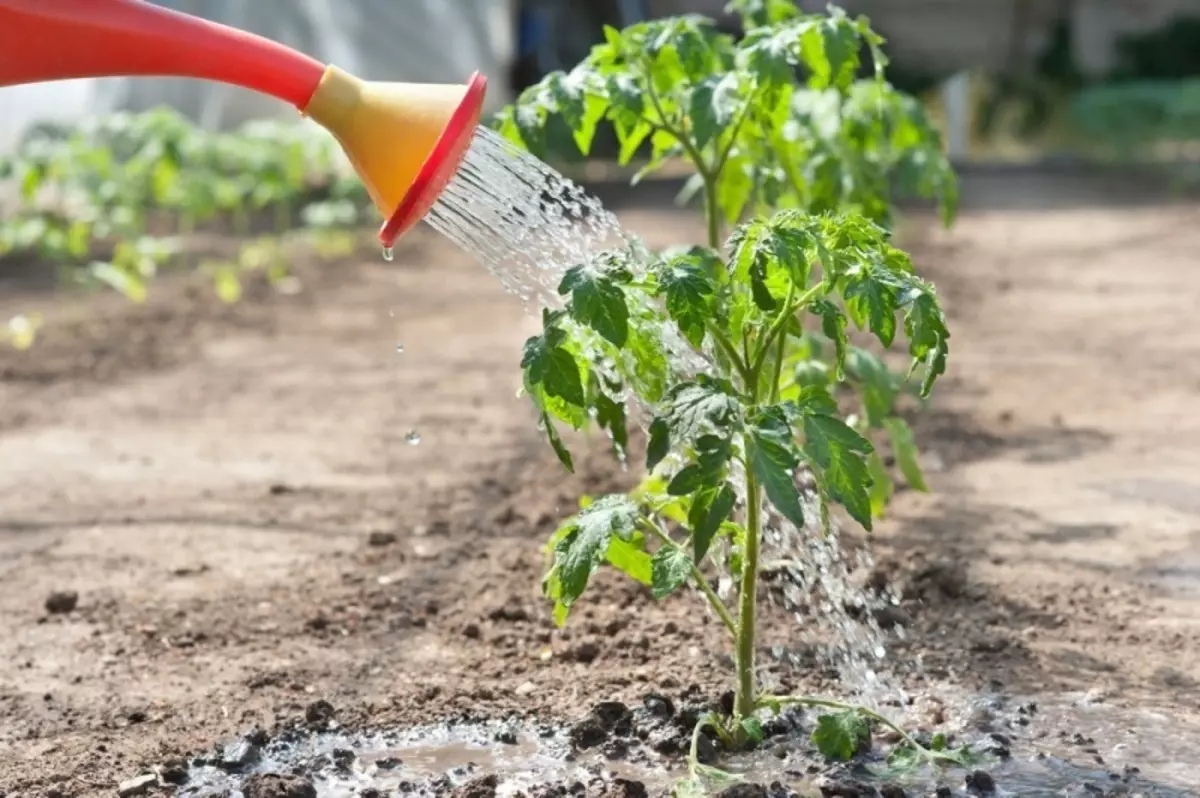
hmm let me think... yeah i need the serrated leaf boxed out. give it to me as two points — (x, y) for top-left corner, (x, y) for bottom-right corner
(799, 15), (860, 91)
(846, 347), (899, 427)
(551, 495), (641, 606)
(690, 73), (742, 149)
(542, 413), (574, 473)
(747, 406), (804, 528)
(522, 331), (585, 408)
(883, 417), (927, 491)
(689, 483), (736, 563)
(802, 415), (874, 530)
(662, 379), (740, 443)
(812, 710), (869, 761)
(559, 265), (630, 348)
(668, 435), (732, 496)
(606, 537), (652, 585)
(811, 299), (847, 380)
(843, 264), (899, 346)
(658, 254), (716, 348)
(647, 417), (671, 471)
(865, 449), (893, 517)
(904, 291), (949, 397)
(594, 391), (629, 454)
(791, 384), (839, 416)
(651, 547), (692, 599)
(740, 716), (765, 743)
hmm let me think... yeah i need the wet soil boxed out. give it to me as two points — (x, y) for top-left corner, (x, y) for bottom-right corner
(2, 170), (1200, 796)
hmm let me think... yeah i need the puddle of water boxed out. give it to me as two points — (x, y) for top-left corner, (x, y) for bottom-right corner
(175, 691), (1200, 798)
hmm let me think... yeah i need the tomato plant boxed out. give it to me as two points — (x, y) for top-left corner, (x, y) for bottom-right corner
(497, 0), (971, 785)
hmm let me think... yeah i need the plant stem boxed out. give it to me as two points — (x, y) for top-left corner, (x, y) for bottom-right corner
(703, 173), (721, 250)
(707, 322), (752, 386)
(733, 466), (761, 723)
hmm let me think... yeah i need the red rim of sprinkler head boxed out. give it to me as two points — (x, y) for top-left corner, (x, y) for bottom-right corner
(378, 71), (488, 249)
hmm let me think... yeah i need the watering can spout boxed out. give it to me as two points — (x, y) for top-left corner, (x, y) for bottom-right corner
(0, 0), (487, 247)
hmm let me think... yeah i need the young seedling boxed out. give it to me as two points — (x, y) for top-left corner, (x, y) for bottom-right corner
(499, 0), (977, 786)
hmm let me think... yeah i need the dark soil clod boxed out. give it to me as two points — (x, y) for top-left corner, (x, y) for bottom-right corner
(242, 773), (317, 798)
(452, 774), (499, 798)
(602, 779), (648, 798)
(966, 769), (997, 794)
(568, 717), (609, 750)
(880, 786), (907, 798)
(367, 531), (397, 547)
(44, 590), (78, 614)
(642, 693), (675, 720)
(218, 738), (262, 773)
(304, 699), (336, 727)
(717, 784), (768, 798)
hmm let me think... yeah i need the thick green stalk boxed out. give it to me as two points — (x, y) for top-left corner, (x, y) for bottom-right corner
(734, 465), (761, 722)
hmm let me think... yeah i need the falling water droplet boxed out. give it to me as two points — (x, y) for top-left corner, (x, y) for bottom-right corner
(395, 344), (405, 354)
(382, 246), (394, 262)
(405, 430), (421, 446)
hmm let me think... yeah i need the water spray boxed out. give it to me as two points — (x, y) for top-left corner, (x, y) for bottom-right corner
(0, 0), (488, 249)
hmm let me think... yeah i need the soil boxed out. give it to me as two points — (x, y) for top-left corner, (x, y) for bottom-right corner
(2, 168), (1200, 797)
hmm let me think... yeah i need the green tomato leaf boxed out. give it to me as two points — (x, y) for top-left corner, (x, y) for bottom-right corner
(606, 536), (652, 586)
(667, 435), (732, 496)
(550, 495), (641, 606)
(542, 413), (575, 473)
(647, 417), (671, 472)
(846, 347), (900, 428)
(559, 265), (630, 348)
(521, 327), (585, 409)
(866, 448), (893, 518)
(689, 483), (736, 563)
(594, 390), (629, 455)
(812, 710), (869, 761)
(689, 73), (742, 149)
(904, 291), (950, 397)
(802, 414), (874, 530)
(843, 263), (900, 347)
(661, 378), (740, 443)
(810, 299), (847, 380)
(747, 405), (805, 528)
(800, 13), (860, 91)
(658, 253), (717, 348)
(740, 716), (766, 743)
(883, 417), (927, 491)
(651, 547), (692, 599)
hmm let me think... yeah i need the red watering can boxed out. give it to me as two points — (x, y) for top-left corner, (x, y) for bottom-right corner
(0, 0), (489, 247)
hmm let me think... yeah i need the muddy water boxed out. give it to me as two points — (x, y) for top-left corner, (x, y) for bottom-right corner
(177, 691), (1199, 798)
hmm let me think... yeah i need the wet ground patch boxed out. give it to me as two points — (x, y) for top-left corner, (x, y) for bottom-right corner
(149, 689), (1198, 798)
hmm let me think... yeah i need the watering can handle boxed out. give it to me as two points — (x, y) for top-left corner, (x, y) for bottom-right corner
(0, 0), (327, 109)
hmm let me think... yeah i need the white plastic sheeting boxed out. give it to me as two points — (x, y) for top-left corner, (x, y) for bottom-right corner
(0, 0), (516, 151)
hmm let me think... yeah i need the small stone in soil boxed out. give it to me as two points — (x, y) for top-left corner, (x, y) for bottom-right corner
(375, 757), (402, 770)
(880, 786), (907, 798)
(367, 531), (398, 547)
(936, 789), (952, 798)
(117, 774), (157, 798)
(45, 590), (78, 614)
(219, 738), (262, 772)
(494, 728), (518, 745)
(966, 770), (996, 793)
(452, 774), (499, 798)
(243, 773), (317, 798)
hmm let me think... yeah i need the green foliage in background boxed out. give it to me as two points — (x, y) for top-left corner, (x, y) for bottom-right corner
(497, 0), (970, 787)
(0, 108), (371, 343)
